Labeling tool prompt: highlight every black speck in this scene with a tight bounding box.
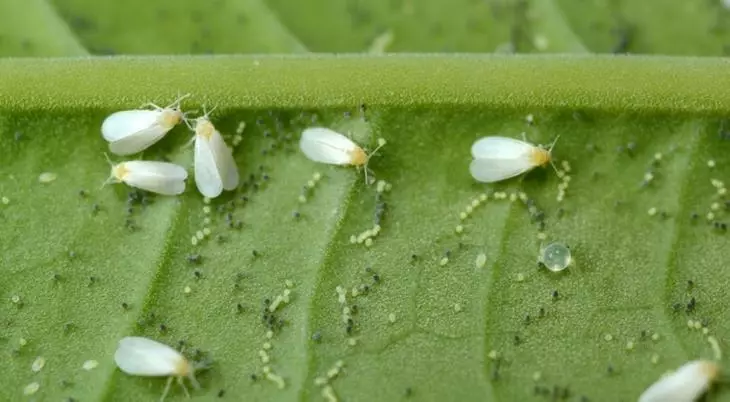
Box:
[687,280,695,291]
[159,324,167,333]
[691,212,699,220]
[78,189,87,197]
[250,373,258,381]
[372,274,380,283]
[194,270,202,279]
[217,389,226,397]
[687,297,696,313]
[293,211,301,219]
[122,302,129,310]
[236,303,245,314]
[404,387,413,397]
[252,250,260,258]
[551,290,559,300]
[312,332,322,342]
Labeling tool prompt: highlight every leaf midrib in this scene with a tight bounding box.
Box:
[1,56,730,114]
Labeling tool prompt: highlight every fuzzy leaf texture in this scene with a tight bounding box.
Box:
[1,0,730,401]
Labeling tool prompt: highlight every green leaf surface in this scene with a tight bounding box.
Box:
[2,55,730,402]
[50,0,307,54]
[0,0,87,56]
[3,0,730,401]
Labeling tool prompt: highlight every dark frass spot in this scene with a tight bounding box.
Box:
[687,297,696,313]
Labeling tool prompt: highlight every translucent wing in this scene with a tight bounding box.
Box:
[469,157,533,183]
[208,130,239,191]
[123,161,187,195]
[638,361,716,402]
[194,136,224,198]
[471,136,533,159]
[102,110,170,155]
[109,127,170,156]
[114,337,184,376]
[300,127,357,165]
[102,110,160,141]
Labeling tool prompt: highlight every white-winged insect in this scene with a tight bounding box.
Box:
[469,135,559,183]
[638,360,720,402]
[299,127,385,183]
[102,94,191,156]
[103,155,188,195]
[114,336,201,402]
[188,106,239,198]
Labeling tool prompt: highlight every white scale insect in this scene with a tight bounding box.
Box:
[103,155,188,196]
[101,94,190,156]
[469,135,559,183]
[189,107,239,198]
[299,127,385,183]
[638,360,719,402]
[114,336,201,402]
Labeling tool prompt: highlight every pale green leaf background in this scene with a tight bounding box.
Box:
[1,1,730,402]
